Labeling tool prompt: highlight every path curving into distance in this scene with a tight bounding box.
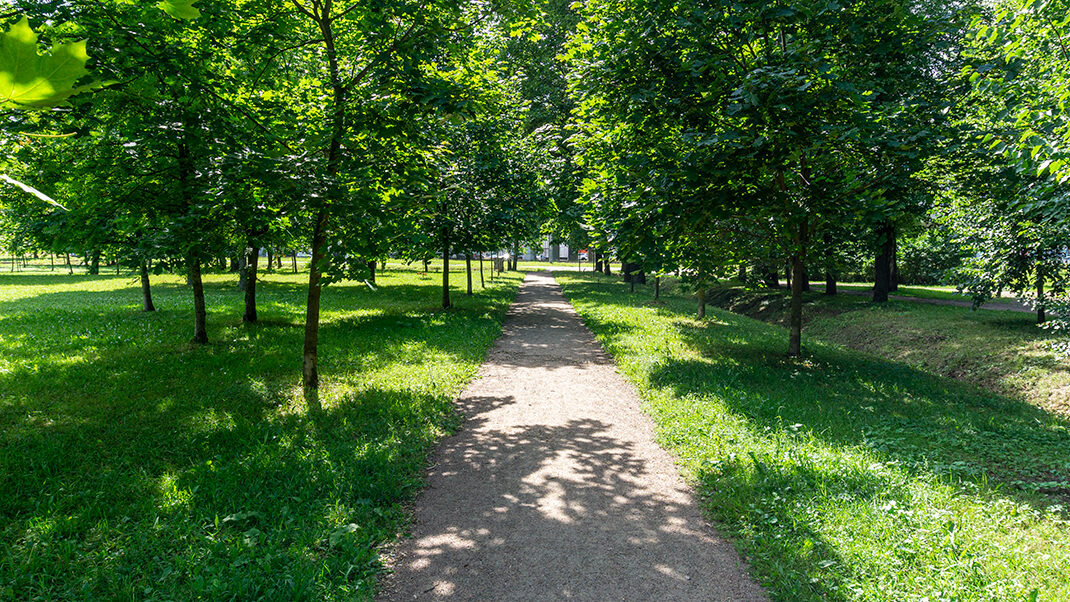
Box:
[380,271,765,601]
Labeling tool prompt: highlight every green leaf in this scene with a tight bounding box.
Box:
[0,17,90,108]
[158,0,201,20]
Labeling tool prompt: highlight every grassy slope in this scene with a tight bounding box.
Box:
[0,268,522,601]
[706,284,1069,417]
[557,272,1070,602]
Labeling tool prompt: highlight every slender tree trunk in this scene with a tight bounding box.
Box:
[189,250,208,344]
[1037,268,1046,324]
[788,253,805,357]
[140,262,156,312]
[603,257,612,275]
[244,245,259,323]
[302,211,329,393]
[65,253,72,275]
[784,263,791,289]
[50,253,54,271]
[442,233,452,309]
[873,222,893,303]
[89,249,100,275]
[479,255,485,288]
[368,260,377,284]
[292,252,298,273]
[800,266,810,292]
[266,248,274,273]
[697,286,706,319]
[466,253,473,295]
[655,276,661,300]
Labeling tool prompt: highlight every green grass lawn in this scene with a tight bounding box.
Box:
[0,267,522,600]
[557,272,1070,602]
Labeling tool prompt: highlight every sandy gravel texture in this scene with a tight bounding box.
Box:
[380,272,766,601]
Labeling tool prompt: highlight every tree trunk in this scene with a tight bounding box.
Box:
[825,271,837,295]
[442,234,452,309]
[368,260,377,284]
[229,255,240,273]
[50,253,54,271]
[89,249,101,275]
[603,257,612,275]
[784,263,791,289]
[1037,269,1046,324]
[302,211,328,393]
[140,262,156,312]
[244,245,259,323]
[697,286,706,319]
[788,252,804,357]
[423,258,430,272]
[479,255,485,288]
[873,222,893,303]
[266,248,274,273]
[655,276,661,300]
[65,253,72,275]
[238,252,249,290]
[189,250,208,344]
[800,266,810,292]
[292,252,298,273]
[466,253,473,295]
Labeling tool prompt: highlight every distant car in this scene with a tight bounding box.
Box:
[579,252,588,261]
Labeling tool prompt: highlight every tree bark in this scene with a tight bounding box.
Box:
[140,262,156,312]
[603,256,612,275]
[788,252,805,357]
[368,260,377,284]
[244,245,259,323]
[266,248,274,273]
[65,253,72,275]
[825,271,837,295]
[800,266,810,292]
[89,249,101,275]
[1037,268,1046,324]
[292,252,298,273]
[873,221,894,303]
[466,253,473,295]
[189,250,208,344]
[655,276,661,300]
[302,211,329,392]
[479,255,485,288]
[697,286,706,319]
[238,252,249,290]
[784,263,791,289]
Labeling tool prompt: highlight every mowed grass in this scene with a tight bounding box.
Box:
[0,267,522,600]
[557,272,1070,602]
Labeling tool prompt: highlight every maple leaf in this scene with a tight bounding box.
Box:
[0,17,93,108]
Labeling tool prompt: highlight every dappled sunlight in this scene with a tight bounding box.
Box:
[557,272,1070,601]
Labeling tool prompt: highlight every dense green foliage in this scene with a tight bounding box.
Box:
[559,272,1070,601]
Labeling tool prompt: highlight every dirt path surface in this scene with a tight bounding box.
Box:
[838,288,1031,313]
[380,272,765,601]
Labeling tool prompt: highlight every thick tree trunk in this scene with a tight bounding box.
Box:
[368,260,377,284]
[800,266,810,292]
[788,253,805,357]
[442,235,452,309]
[244,245,259,323]
[697,286,706,319]
[89,249,101,275]
[140,262,156,312]
[603,257,612,275]
[1037,269,1046,324]
[189,251,208,344]
[873,222,893,303]
[302,211,328,393]
[466,253,473,295]
[825,271,837,295]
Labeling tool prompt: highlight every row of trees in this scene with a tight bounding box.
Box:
[1,1,552,401]
[4,0,1069,365]
[564,0,1070,355]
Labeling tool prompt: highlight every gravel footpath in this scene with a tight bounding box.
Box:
[380,271,765,601]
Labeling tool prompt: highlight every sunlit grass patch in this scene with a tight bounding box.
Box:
[0,266,522,600]
[558,272,1070,602]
